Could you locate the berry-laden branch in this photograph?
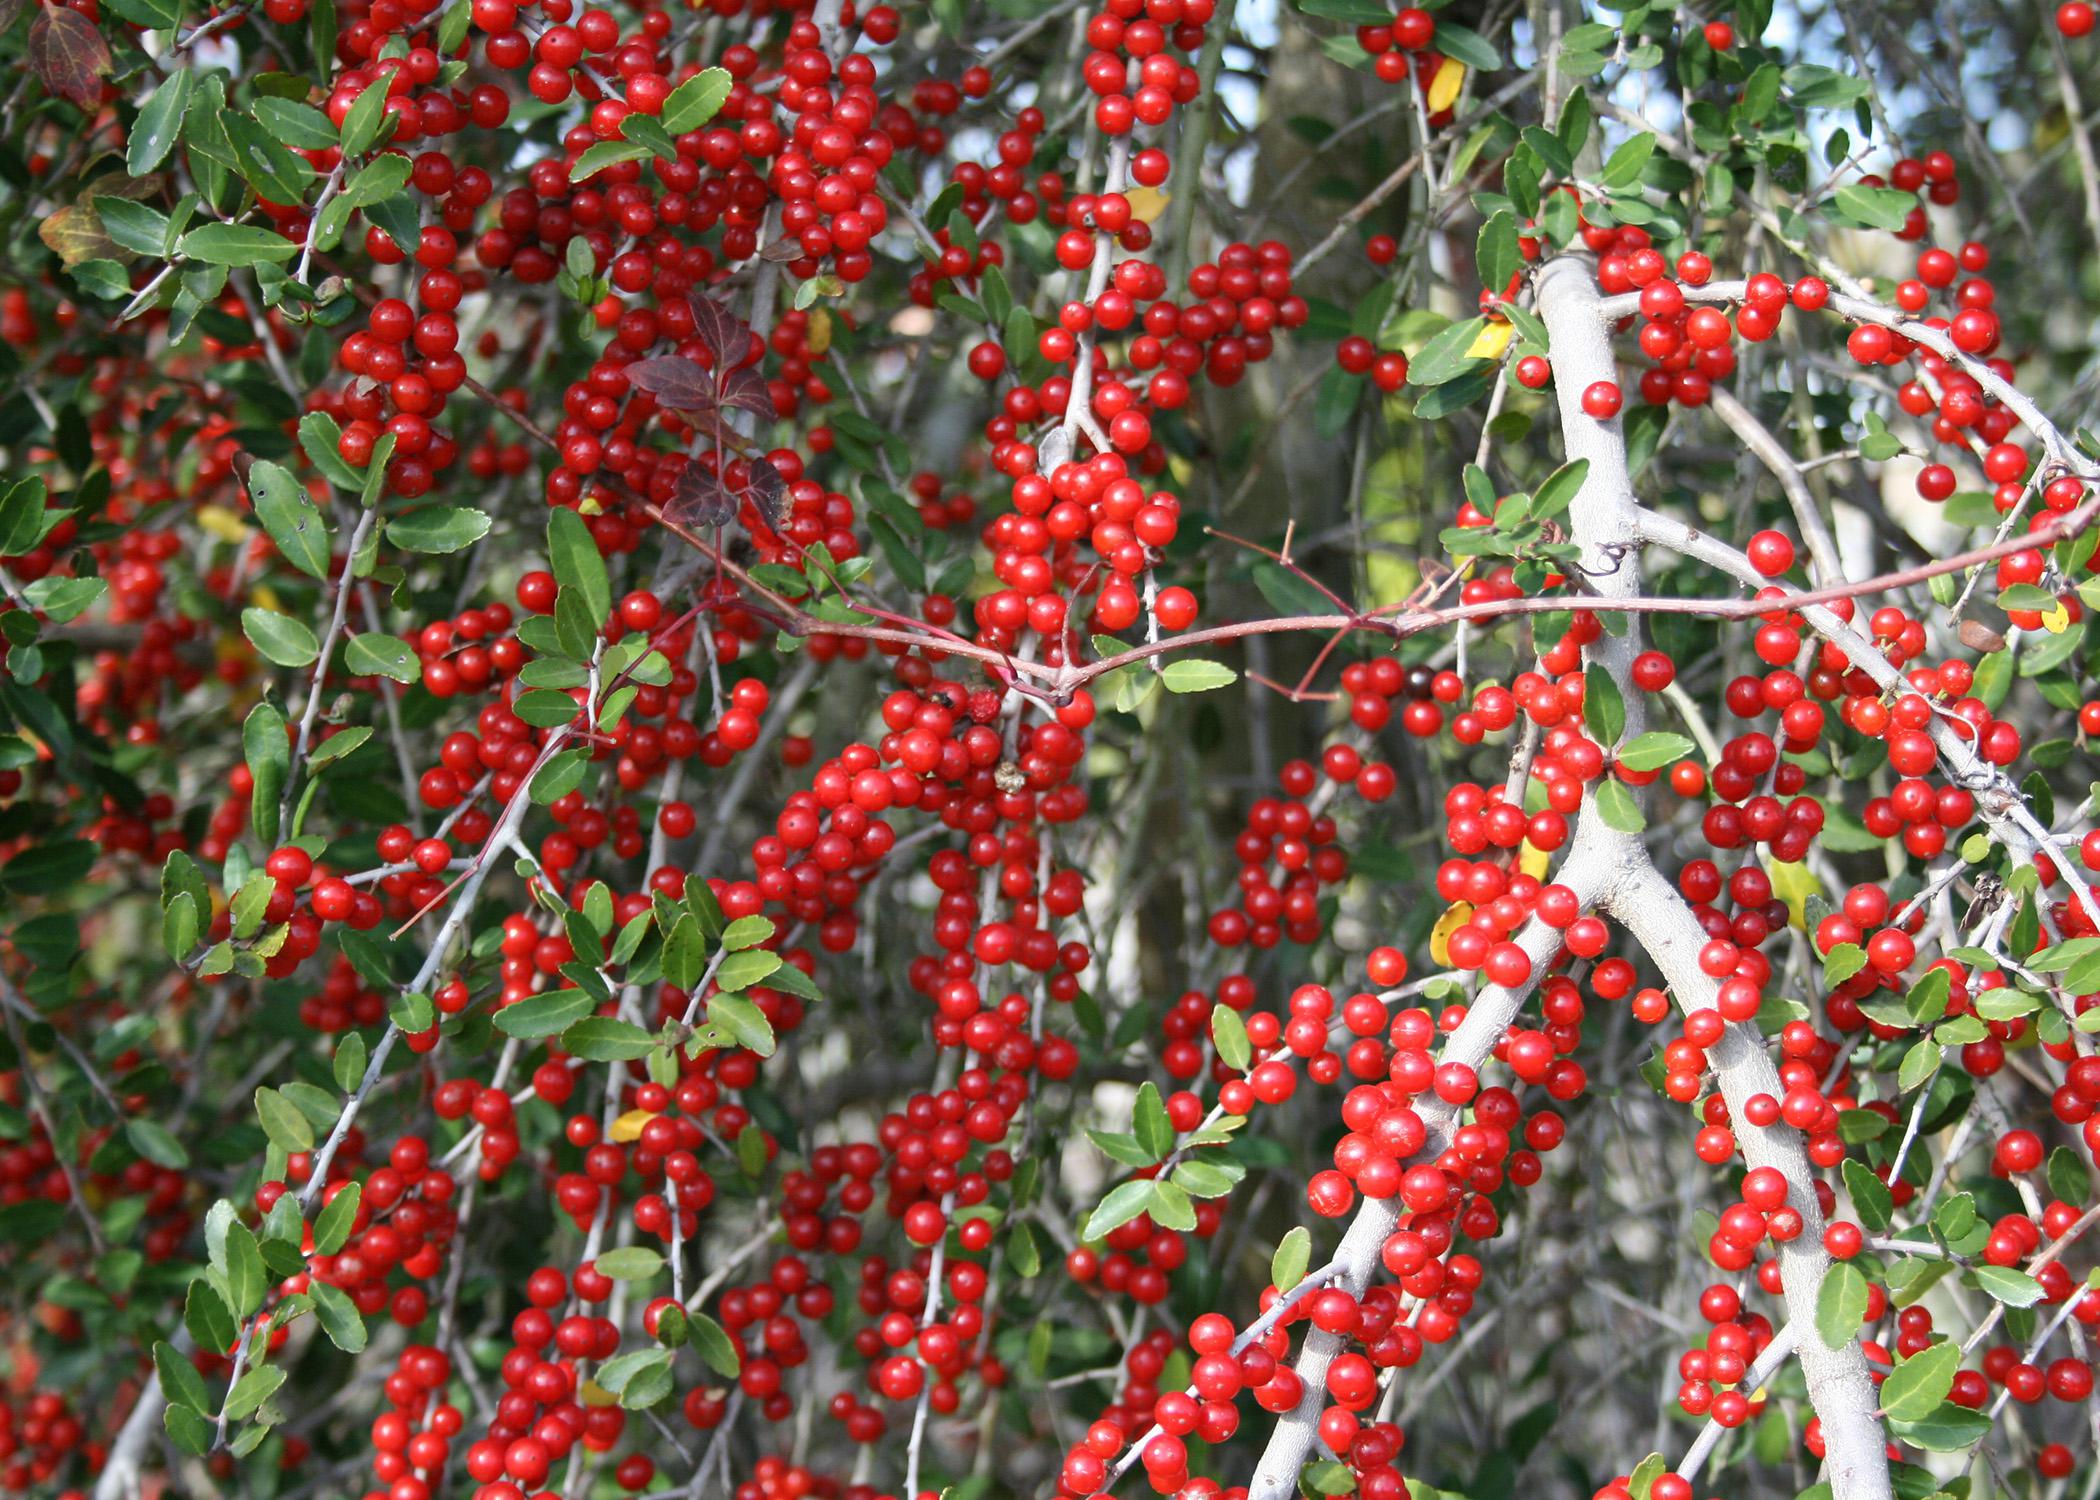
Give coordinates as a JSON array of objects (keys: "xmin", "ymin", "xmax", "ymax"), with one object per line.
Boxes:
[
  {"xmin": 1539, "ymin": 253, "xmax": 1893, "ymax": 1500},
  {"xmin": 1244, "ymin": 833, "xmax": 1617, "ymax": 1499},
  {"xmin": 1248, "ymin": 256, "xmax": 1900, "ymax": 1500},
  {"xmin": 1630, "ymin": 508, "xmax": 2100, "ymax": 992}
]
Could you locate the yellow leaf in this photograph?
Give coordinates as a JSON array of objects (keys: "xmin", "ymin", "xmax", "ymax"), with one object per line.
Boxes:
[
  {"xmin": 38, "ymin": 203, "xmax": 117, "ymax": 268},
  {"xmin": 805, "ymin": 307, "xmax": 832, "ymax": 356},
  {"xmin": 1427, "ymin": 56, "xmax": 1466, "ymax": 115},
  {"xmin": 1429, "ymin": 903, "xmax": 1474, "ymax": 967},
  {"xmin": 579, "ymin": 1379, "xmax": 615, "ymax": 1407},
  {"xmin": 198, "ymin": 505, "xmax": 252, "ymax": 544},
  {"xmin": 1518, "ymin": 840, "xmax": 1550, "ymax": 882},
  {"xmin": 1466, "ymin": 321, "xmax": 1515, "ymax": 361},
  {"xmin": 1766, "ymin": 859, "xmax": 1821, "ymax": 932},
  {"xmin": 36, "ymin": 176, "xmax": 164, "ymax": 268},
  {"xmin": 2041, "ymin": 600, "xmax": 2072, "ymax": 634},
  {"xmin": 1124, "ymin": 185, "xmax": 1171, "ymax": 223},
  {"xmin": 609, "ymin": 1109, "xmax": 656, "ymax": 1143}
]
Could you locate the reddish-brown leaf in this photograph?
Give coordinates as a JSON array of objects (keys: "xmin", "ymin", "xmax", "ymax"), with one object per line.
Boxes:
[
  {"xmin": 28, "ymin": 3, "xmax": 110, "ymax": 109},
  {"xmin": 745, "ymin": 456, "xmax": 784, "ymax": 530},
  {"xmin": 665, "ymin": 455, "xmax": 784, "ymax": 533},
  {"xmin": 686, "ymin": 296, "xmax": 748, "ymax": 366},
  {"xmin": 666, "ymin": 463, "xmax": 736, "ymax": 529},
  {"xmin": 1958, "ymin": 620, "xmax": 2007, "ymax": 653},
  {"xmin": 716, "ymin": 365, "xmax": 776, "ymax": 424},
  {"xmin": 624, "ymin": 355, "xmax": 717, "ymax": 412}
]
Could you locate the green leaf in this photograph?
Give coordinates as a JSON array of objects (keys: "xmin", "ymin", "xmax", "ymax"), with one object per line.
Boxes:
[
  {"xmin": 222, "ymin": 1363, "xmax": 286, "ymax": 1422},
  {"xmin": 254, "ymin": 1087, "xmax": 315, "ymax": 1152},
  {"xmin": 1601, "ymin": 132, "xmax": 1657, "ymax": 189},
  {"xmin": 1161, "ymin": 659, "xmax": 1236, "ymax": 692},
  {"xmin": 561, "ymin": 1016, "xmax": 655, "ymax": 1061},
  {"xmin": 547, "ymin": 507, "xmax": 611, "ymax": 627},
  {"xmin": 1211, "ymin": 1003, "xmax": 1251, "ymax": 1071},
  {"xmin": 1898, "ymin": 1038, "xmax": 1941, "ymax": 1092},
  {"xmin": 0, "ymin": 479, "xmax": 52, "ymax": 556},
  {"xmin": 223, "ymin": 1222, "xmax": 267, "ymax": 1318},
  {"xmin": 512, "ymin": 688, "xmax": 581, "ymax": 727},
  {"xmin": 1841, "ymin": 1159, "xmax": 1892, "ymax": 1232},
  {"xmin": 252, "ymin": 94, "xmax": 338, "ymax": 151},
  {"xmin": 1557, "ymin": 87, "xmax": 1592, "ymax": 159},
  {"xmin": 129, "ymin": 69, "xmax": 195, "ymax": 175},
  {"xmin": 1886, "ymin": 1403, "xmax": 1991, "ymax": 1452},
  {"xmin": 1303, "ymin": 1460, "xmax": 1356, "ymax": 1495},
  {"xmin": 312, "ymin": 1181, "xmax": 360, "ymax": 1255},
  {"xmin": 332, "ymin": 1031, "xmax": 367, "ymax": 1093},
  {"xmin": 342, "ymin": 633, "xmax": 418, "ymax": 684},
  {"xmin": 699, "ymin": 992, "xmax": 775, "ymax": 1057},
  {"xmin": 1132, "ymin": 1082, "xmax": 1173, "ymax": 1162},
  {"xmin": 1430, "ymin": 20, "xmax": 1501, "ymax": 69},
  {"xmin": 689, "ymin": 1311, "xmax": 740, "ymax": 1378},
  {"xmin": 156, "ymin": 1340, "xmax": 216, "ymax": 1416},
  {"xmin": 1082, "ymin": 1179, "xmax": 1155, "ymax": 1240},
  {"xmin": 1476, "ymin": 209, "xmax": 1521, "ymax": 296},
  {"xmin": 1171, "ymin": 1157, "xmax": 1246, "ymax": 1198},
  {"xmin": 1006, "ymin": 1221, "xmax": 1042, "ymax": 1277},
  {"xmin": 246, "ymin": 460, "xmax": 331, "ymax": 580},
  {"xmin": 241, "ymin": 608, "xmax": 319, "ymax": 669},
  {"xmin": 1407, "ymin": 317, "xmax": 1489, "ymax": 387},
  {"xmin": 244, "ymin": 699, "xmax": 288, "ymax": 846},
  {"xmin": 1585, "ymin": 663, "xmax": 1625, "ymax": 745},
  {"xmin": 735, "ymin": 1122, "xmax": 766, "ymax": 1177},
  {"xmin": 595, "ymin": 1246, "xmax": 663, "ymax": 1281},
  {"xmin": 1616, "ymin": 731, "xmax": 1693, "ymax": 771},
  {"xmin": 1878, "ymin": 1343, "xmax": 1959, "ymax": 1421},
  {"xmin": 722, "ymin": 914, "xmax": 775, "ymax": 950},
  {"xmin": 661, "ymin": 66, "xmax": 733, "ymax": 132},
  {"xmin": 1815, "ymin": 1261, "xmax": 1869, "ymax": 1348},
  {"xmin": 715, "ymin": 948, "xmax": 782, "ymax": 993},
  {"xmin": 493, "ymin": 989, "xmax": 595, "ymax": 1039},
  {"xmin": 224, "ymin": 113, "xmax": 317, "ymax": 203},
  {"xmin": 164, "ymin": 891, "xmax": 200, "ymax": 961},
  {"xmin": 1905, "ymin": 967, "xmax": 1951, "ymax": 1027},
  {"xmin": 165, "ymin": 1403, "xmax": 212, "ymax": 1457},
  {"xmin": 309, "ymin": 1278, "xmax": 368, "ymax": 1351},
  {"xmin": 1996, "ymin": 583, "xmax": 2057, "ymax": 613},
  {"xmin": 179, "ymin": 223, "xmax": 298, "ymax": 267},
  {"xmin": 125, "ymin": 1117, "xmax": 190, "ymax": 1168},
  {"xmin": 2047, "ymin": 1145, "xmax": 2091, "ymax": 1207},
  {"xmin": 337, "ymin": 78, "xmax": 392, "ymax": 156},
  {"xmin": 231, "ymin": 873, "xmax": 273, "ymax": 939},
  {"xmin": 593, "ymin": 1347, "xmax": 673, "ymax": 1408},
  {"xmin": 1530, "ymin": 458, "xmax": 1587, "ymax": 520},
  {"xmin": 1088, "ymin": 1129, "xmax": 1159, "ymax": 1169},
  {"xmin": 21, "ymin": 575, "xmax": 105, "ymax": 623},
  {"xmin": 620, "ymin": 110, "xmax": 679, "ymax": 163},
  {"xmin": 388, "ymin": 506, "xmax": 491, "ymax": 553},
  {"xmin": 1970, "ymin": 1266, "xmax": 2043, "ymax": 1306},
  {"xmin": 1832, "ymin": 184, "xmax": 1916, "ymax": 231},
  {"xmin": 1822, "ymin": 943, "xmax": 1868, "ymax": 988},
  {"xmin": 185, "ymin": 1278, "xmax": 237, "ymax": 1353},
  {"xmin": 1627, "ymin": 1454, "xmax": 1666, "ymax": 1500},
  {"xmin": 570, "ymin": 139, "xmax": 650, "ymax": 181},
  {"xmin": 1593, "ymin": 779, "xmax": 1644, "ymax": 833},
  {"xmin": 1272, "ymin": 1225, "xmax": 1311, "ymax": 1292},
  {"xmin": 1146, "ymin": 1179, "xmax": 1196, "ymax": 1231},
  {"xmin": 1294, "ymin": 0, "xmax": 1391, "ymax": 21}
]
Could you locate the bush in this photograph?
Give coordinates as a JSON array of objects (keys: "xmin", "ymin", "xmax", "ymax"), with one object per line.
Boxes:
[{"xmin": 2, "ymin": 2, "xmax": 2099, "ymax": 1500}]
